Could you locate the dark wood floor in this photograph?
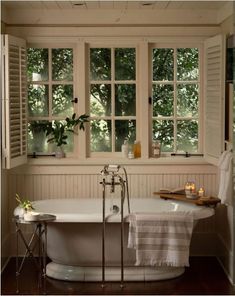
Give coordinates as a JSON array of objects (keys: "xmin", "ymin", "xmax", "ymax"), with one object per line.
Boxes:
[{"xmin": 1, "ymin": 257, "xmax": 235, "ymax": 295}]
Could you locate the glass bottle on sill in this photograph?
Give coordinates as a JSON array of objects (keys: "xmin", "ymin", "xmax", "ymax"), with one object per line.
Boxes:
[
  {"xmin": 121, "ymin": 139, "xmax": 129, "ymax": 158},
  {"xmin": 133, "ymin": 140, "xmax": 141, "ymax": 158},
  {"xmin": 128, "ymin": 144, "xmax": 134, "ymax": 159},
  {"xmin": 152, "ymin": 141, "xmax": 161, "ymax": 158}
]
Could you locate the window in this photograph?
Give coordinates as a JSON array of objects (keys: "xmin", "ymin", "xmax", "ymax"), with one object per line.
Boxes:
[
  {"xmin": 89, "ymin": 47, "xmax": 137, "ymax": 154},
  {"xmin": 26, "ymin": 43, "xmax": 201, "ymax": 157},
  {"xmin": 151, "ymin": 45, "xmax": 200, "ymax": 154},
  {"xmin": 3, "ymin": 34, "xmax": 225, "ymax": 168},
  {"xmin": 27, "ymin": 46, "xmax": 75, "ymax": 154}
]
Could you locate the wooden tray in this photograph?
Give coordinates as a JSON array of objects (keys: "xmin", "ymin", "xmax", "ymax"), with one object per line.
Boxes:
[{"xmin": 153, "ymin": 192, "xmax": 221, "ymax": 206}]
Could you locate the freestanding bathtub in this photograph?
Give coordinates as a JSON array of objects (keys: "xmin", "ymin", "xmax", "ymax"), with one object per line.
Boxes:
[{"xmin": 33, "ymin": 197, "xmax": 214, "ymax": 282}]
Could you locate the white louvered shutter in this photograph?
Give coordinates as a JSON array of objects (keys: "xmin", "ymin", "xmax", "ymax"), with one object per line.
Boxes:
[
  {"xmin": 1, "ymin": 35, "xmax": 27, "ymax": 169},
  {"xmin": 204, "ymin": 35, "xmax": 225, "ymax": 166}
]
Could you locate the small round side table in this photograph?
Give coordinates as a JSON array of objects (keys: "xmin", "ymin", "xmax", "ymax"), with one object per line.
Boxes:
[{"xmin": 13, "ymin": 214, "xmax": 56, "ymax": 294}]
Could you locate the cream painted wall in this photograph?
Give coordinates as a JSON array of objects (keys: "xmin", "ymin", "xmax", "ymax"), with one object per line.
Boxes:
[
  {"xmin": 1, "ymin": 22, "xmax": 6, "ymax": 34},
  {"xmin": 220, "ymin": 15, "xmax": 234, "ymax": 35}
]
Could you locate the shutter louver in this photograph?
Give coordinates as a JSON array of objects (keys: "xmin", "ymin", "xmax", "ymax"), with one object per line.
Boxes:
[
  {"xmin": 2, "ymin": 35, "xmax": 27, "ymax": 169},
  {"xmin": 204, "ymin": 35, "xmax": 225, "ymax": 166}
]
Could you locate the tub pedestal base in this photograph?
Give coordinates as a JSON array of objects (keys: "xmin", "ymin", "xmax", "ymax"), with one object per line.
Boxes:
[{"xmin": 46, "ymin": 262, "xmax": 185, "ymax": 282}]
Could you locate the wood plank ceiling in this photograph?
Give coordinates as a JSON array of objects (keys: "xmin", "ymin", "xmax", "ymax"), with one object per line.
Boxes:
[{"xmin": 2, "ymin": 1, "xmax": 229, "ymax": 10}]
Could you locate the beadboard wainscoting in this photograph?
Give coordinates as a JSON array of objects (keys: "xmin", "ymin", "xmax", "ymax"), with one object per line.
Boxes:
[
  {"xmin": 5, "ymin": 163, "xmax": 220, "ymax": 257},
  {"xmin": 8, "ymin": 163, "xmax": 218, "ymax": 201}
]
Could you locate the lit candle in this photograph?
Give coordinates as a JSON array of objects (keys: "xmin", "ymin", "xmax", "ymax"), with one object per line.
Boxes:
[
  {"xmin": 185, "ymin": 182, "xmax": 196, "ymax": 192},
  {"xmin": 198, "ymin": 187, "xmax": 205, "ymax": 197},
  {"xmin": 185, "ymin": 182, "xmax": 196, "ymax": 198}
]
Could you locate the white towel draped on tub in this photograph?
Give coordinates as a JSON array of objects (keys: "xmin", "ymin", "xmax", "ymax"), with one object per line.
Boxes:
[
  {"xmin": 128, "ymin": 212, "xmax": 194, "ymax": 267},
  {"xmin": 218, "ymin": 150, "xmax": 233, "ymax": 205}
]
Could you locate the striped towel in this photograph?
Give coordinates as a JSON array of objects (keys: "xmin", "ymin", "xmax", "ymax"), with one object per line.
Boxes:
[{"xmin": 128, "ymin": 212, "xmax": 194, "ymax": 267}]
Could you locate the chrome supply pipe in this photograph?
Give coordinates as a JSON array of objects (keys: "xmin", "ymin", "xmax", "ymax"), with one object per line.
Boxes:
[
  {"xmin": 101, "ymin": 178, "xmax": 106, "ymax": 288},
  {"xmin": 100, "ymin": 165, "xmax": 130, "ymax": 288},
  {"xmin": 119, "ymin": 175, "xmax": 125, "ymax": 288},
  {"xmin": 122, "ymin": 167, "xmax": 130, "ymax": 214}
]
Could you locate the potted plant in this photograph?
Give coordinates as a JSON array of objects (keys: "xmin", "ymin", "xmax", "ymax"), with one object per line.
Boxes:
[
  {"xmin": 45, "ymin": 113, "xmax": 89, "ymax": 158},
  {"xmin": 14, "ymin": 193, "xmax": 35, "ymax": 218}
]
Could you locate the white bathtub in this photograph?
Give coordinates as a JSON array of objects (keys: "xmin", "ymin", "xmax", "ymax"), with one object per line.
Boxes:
[{"xmin": 33, "ymin": 198, "xmax": 214, "ymax": 282}]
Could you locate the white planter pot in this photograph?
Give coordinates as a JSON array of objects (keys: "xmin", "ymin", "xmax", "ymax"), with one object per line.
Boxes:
[
  {"xmin": 13, "ymin": 206, "xmax": 25, "ymax": 218},
  {"xmin": 55, "ymin": 146, "xmax": 65, "ymax": 158}
]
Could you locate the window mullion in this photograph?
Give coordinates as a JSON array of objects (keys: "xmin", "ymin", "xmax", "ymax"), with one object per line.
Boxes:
[
  {"xmin": 48, "ymin": 48, "xmax": 52, "ymax": 121},
  {"xmin": 173, "ymin": 47, "xmax": 177, "ymax": 153},
  {"xmin": 198, "ymin": 46, "xmax": 203, "ymax": 153},
  {"xmin": 111, "ymin": 47, "xmax": 115, "ymax": 152}
]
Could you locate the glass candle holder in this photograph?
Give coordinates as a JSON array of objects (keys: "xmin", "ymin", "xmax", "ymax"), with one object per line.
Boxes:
[
  {"xmin": 198, "ymin": 187, "xmax": 205, "ymax": 197},
  {"xmin": 185, "ymin": 181, "xmax": 196, "ymax": 198}
]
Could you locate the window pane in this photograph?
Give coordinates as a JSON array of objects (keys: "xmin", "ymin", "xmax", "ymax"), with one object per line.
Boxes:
[
  {"xmin": 28, "ymin": 121, "xmax": 74, "ymax": 154},
  {"xmin": 52, "ymin": 48, "xmax": 73, "ymax": 81},
  {"xmin": 90, "ymin": 84, "xmax": 111, "ymax": 116},
  {"xmin": 115, "ymin": 84, "xmax": 136, "ymax": 116},
  {"xmin": 28, "ymin": 121, "xmax": 49, "ymax": 153},
  {"xmin": 90, "ymin": 48, "xmax": 111, "ymax": 81},
  {"xmin": 177, "ymin": 84, "xmax": 199, "ymax": 117},
  {"xmin": 177, "ymin": 48, "xmax": 199, "ymax": 81},
  {"xmin": 153, "ymin": 48, "xmax": 174, "ymax": 81},
  {"xmin": 90, "ymin": 120, "xmax": 112, "ymax": 152},
  {"xmin": 153, "ymin": 120, "xmax": 174, "ymax": 152},
  {"xmin": 62, "ymin": 134, "xmax": 73, "ymax": 152},
  {"xmin": 27, "ymin": 48, "xmax": 48, "ymax": 81},
  {"xmin": 115, "ymin": 48, "xmax": 136, "ymax": 80},
  {"xmin": 52, "ymin": 85, "xmax": 73, "ymax": 117},
  {"xmin": 177, "ymin": 120, "xmax": 198, "ymax": 152},
  {"xmin": 28, "ymin": 84, "xmax": 49, "ymax": 116},
  {"xmin": 51, "ymin": 120, "xmax": 74, "ymax": 153},
  {"xmin": 153, "ymin": 84, "xmax": 174, "ymax": 116},
  {"xmin": 115, "ymin": 120, "xmax": 136, "ymax": 151},
  {"xmin": 48, "ymin": 120, "xmax": 74, "ymax": 152}
]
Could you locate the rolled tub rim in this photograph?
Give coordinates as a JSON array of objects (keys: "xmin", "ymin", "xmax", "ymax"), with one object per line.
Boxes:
[{"xmin": 30, "ymin": 197, "xmax": 215, "ymax": 223}]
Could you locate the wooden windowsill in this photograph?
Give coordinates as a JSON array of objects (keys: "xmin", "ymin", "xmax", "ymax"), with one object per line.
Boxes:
[{"xmin": 27, "ymin": 156, "xmax": 209, "ymax": 166}]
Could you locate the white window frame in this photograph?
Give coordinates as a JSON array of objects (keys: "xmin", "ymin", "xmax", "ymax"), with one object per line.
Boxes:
[
  {"xmin": 27, "ymin": 43, "xmax": 78, "ymax": 157},
  {"xmin": 149, "ymin": 43, "xmax": 203, "ymax": 156},
  {"xmin": 3, "ymin": 35, "xmax": 226, "ymax": 167},
  {"xmin": 87, "ymin": 42, "xmax": 140, "ymax": 158}
]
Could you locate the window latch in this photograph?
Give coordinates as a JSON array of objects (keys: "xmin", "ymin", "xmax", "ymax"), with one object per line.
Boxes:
[
  {"xmin": 71, "ymin": 97, "xmax": 78, "ymax": 103},
  {"xmin": 148, "ymin": 97, "xmax": 152, "ymax": 105}
]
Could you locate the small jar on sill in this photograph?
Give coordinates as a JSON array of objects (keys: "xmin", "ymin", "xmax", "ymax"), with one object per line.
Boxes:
[{"xmin": 152, "ymin": 141, "xmax": 161, "ymax": 158}]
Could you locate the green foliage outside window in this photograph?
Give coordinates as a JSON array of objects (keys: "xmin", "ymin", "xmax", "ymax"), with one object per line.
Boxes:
[
  {"xmin": 152, "ymin": 48, "xmax": 199, "ymax": 153},
  {"xmin": 27, "ymin": 47, "xmax": 75, "ymax": 154},
  {"xmin": 89, "ymin": 47, "xmax": 136, "ymax": 152},
  {"xmin": 27, "ymin": 45, "xmax": 199, "ymax": 155}
]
